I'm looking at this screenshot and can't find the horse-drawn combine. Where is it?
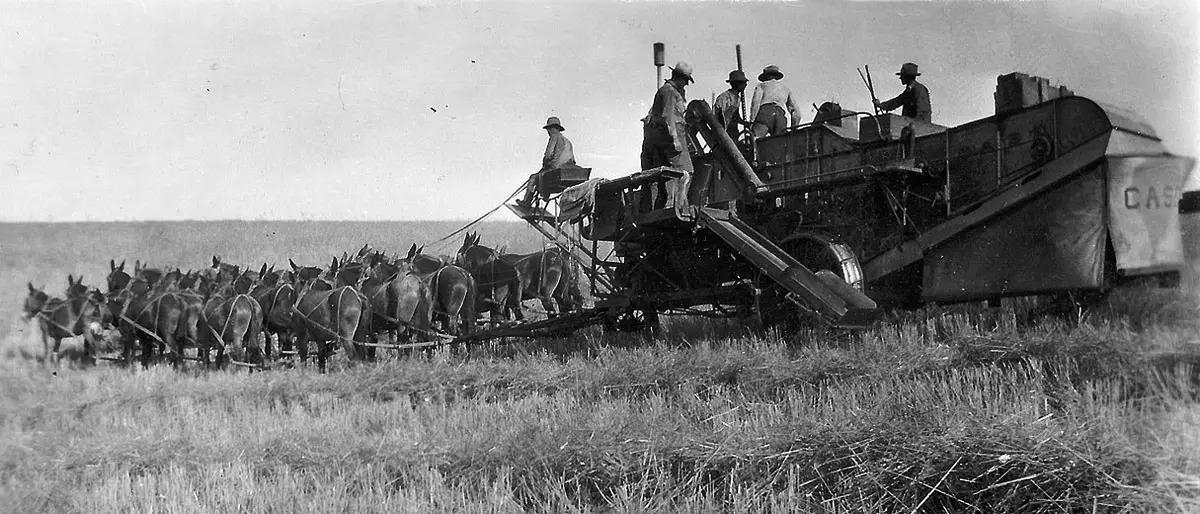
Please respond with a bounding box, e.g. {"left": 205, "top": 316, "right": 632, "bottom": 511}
{"left": 21, "top": 66, "right": 1197, "bottom": 371}
{"left": 511, "top": 70, "right": 1196, "bottom": 331}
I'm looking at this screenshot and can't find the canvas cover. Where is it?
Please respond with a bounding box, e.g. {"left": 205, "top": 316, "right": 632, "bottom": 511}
{"left": 1106, "top": 156, "right": 1188, "bottom": 273}
{"left": 923, "top": 169, "right": 1106, "bottom": 301}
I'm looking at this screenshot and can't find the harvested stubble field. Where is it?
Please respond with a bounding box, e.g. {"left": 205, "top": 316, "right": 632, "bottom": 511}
{"left": 2, "top": 221, "right": 1199, "bottom": 513}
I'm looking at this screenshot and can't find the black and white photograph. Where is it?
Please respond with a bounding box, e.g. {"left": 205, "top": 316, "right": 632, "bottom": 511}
{"left": 2, "top": 0, "right": 1198, "bottom": 511}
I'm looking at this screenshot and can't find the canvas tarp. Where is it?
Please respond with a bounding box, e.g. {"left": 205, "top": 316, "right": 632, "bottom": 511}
{"left": 1106, "top": 156, "right": 1188, "bottom": 273}
{"left": 922, "top": 168, "right": 1106, "bottom": 301}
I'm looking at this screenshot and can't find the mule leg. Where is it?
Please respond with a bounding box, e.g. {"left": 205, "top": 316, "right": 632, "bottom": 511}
{"left": 39, "top": 325, "right": 51, "bottom": 368}
{"left": 263, "top": 329, "right": 274, "bottom": 364}
{"left": 140, "top": 336, "right": 153, "bottom": 369}
{"left": 317, "top": 342, "right": 328, "bottom": 373}
{"left": 51, "top": 337, "right": 63, "bottom": 373}
{"left": 295, "top": 332, "right": 310, "bottom": 366}
{"left": 82, "top": 327, "right": 97, "bottom": 367}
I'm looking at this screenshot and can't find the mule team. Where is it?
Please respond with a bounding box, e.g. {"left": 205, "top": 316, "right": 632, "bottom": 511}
{"left": 21, "top": 232, "right": 578, "bottom": 372}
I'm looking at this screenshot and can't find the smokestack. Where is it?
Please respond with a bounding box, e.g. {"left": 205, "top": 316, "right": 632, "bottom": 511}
{"left": 653, "top": 42, "right": 665, "bottom": 87}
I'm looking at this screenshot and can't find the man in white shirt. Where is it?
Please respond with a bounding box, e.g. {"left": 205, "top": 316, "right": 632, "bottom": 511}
{"left": 749, "top": 65, "right": 800, "bottom": 137}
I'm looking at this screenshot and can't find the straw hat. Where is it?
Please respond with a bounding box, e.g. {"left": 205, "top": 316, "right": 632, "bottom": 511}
{"left": 669, "top": 61, "right": 694, "bottom": 83}
{"left": 543, "top": 116, "right": 565, "bottom": 131}
{"left": 758, "top": 65, "right": 783, "bottom": 81}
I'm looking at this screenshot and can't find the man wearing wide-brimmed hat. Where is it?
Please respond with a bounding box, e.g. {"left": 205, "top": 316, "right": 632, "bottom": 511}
{"left": 714, "top": 70, "right": 751, "bottom": 142}
{"left": 874, "top": 62, "right": 931, "bottom": 123}
{"left": 749, "top": 64, "right": 800, "bottom": 137}
{"left": 519, "top": 116, "right": 577, "bottom": 207}
{"left": 641, "top": 61, "right": 695, "bottom": 213}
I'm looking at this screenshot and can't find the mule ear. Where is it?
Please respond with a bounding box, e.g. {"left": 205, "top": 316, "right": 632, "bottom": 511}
{"left": 212, "top": 256, "right": 220, "bottom": 268}
{"left": 118, "top": 260, "right": 126, "bottom": 272}
{"left": 259, "top": 263, "right": 268, "bottom": 276}
{"left": 330, "top": 257, "right": 339, "bottom": 271}
{"left": 417, "top": 245, "right": 425, "bottom": 255}
{"left": 407, "top": 244, "right": 417, "bottom": 259}
{"left": 28, "top": 282, "right": 35, "bottom": 293}
{"left": 68, "top": 274, "right": 75, "bottom": 287}
{"left": 289, "top": 258, "right": 299, "bottom": 271}
{"left": 110, "top": 259, "right": 116, "bottom": 272}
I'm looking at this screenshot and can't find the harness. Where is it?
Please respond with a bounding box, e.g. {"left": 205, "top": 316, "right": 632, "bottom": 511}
{"left": 34, "top": 294, "right": 100, "bottom": 337}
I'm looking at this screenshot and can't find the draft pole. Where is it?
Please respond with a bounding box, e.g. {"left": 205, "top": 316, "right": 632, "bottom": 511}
{"left": 653, "top": 42, "right": 665, "bottom": 88}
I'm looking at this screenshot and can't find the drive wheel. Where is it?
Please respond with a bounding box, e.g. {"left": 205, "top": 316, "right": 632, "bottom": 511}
{"left": 603, "top": 305, "right": 660, "bottom": 333}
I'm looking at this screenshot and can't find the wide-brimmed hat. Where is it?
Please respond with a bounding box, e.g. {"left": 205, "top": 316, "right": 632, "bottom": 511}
{"left": 758, "top": 65, "right": 783, "bottom": 81}
{"left": 669, "top": 61, "right": 694, "bottom": 83}
{"left": 726, "top": 70, "right": 748, "bottom": 83}
{"left": 896, "top": 62, "right": 921, "bottom": 76}
{"left": 543, "top": 116, "right": 565, "bottom": 131}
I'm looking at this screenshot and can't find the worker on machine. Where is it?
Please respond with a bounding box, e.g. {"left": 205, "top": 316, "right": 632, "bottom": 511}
{"left": 874, "top": 62, "right": 932, "bottom": 123}
{"left": 714, "top": 70, "right": 750, "bottom": 142}
{"left": 749, "top": 65, "right": 800, "bottom": 137}
{"left": 640, "top": 61, "right": 694, "bottom": 213}
{"left": 518, "top": 116, "right": 576, "bottom": 208}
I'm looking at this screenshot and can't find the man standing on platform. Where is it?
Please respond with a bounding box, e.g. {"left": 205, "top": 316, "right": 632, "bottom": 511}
{"left": 640, "top": 61, "right": 694, "bottom": 213}
{"left": 714, "top": 70, "right": 750, "bottom": 142}
{"left": 874, "top": 62, "right": 932, "bottom": 123}
{"left": 749, "top": 65, "right": 799, "bottom": 137}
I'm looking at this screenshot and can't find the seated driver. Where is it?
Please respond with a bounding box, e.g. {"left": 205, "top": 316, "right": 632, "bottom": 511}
{"left": 519, "top": 116, "right": 576, "bottom": 207}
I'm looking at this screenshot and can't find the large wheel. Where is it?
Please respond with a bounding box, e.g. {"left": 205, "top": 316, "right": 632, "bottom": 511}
{"left": 750, "top": 234, "right": 865, "bottom": 329}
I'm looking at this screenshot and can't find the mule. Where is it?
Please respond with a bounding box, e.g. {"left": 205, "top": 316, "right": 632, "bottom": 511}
{"left": 196, "top": 275, "right": 265, "bottom": 369}
{"left": 289, "top": 273, "right": 367, "bottom": 373}
{"left": 456, "top": 232, "right": 524, "bottom": 322}
{"left": 359, "top": 254, "right": 433, "bottom": 348}
{"left": 499, "top": 248, "right": 578, "bottom": 316}
{"left": 405, "top": 245, "right": 475, "bottom": 336}
{"left": 23, "top": 281, "right": 105, "bottom": 370}
{"left": 106, "top": 281, "right": 187, "bottom": 369}
{"left": 250, "top": 265, "right": 296, "bottom": 362}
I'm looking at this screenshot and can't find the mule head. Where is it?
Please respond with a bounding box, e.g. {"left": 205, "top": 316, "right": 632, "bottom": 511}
{"left": 82, "top": 288, "right": 115, "bottom": 330}
{"left": 289, "top": 262, "right": 323, "bottom": 283}
{"left": 109, "top": 259, "right": 126, "bottom": 273}
{"left": 178, "top": 270, "right": 200, "bottom": 290}
{"left": 106, "top": 268, "right": 131, "bottom": 295}
{"left": 66, "top": 274, "right": 90, "bottom": 298}
{"left": 158, "top": 268, "right": 183, "bottom": 291}
{"left": 23, "top": 283, "right": 49, "bottom": 320}
{"left": 137, "top": 267, "right": 164, "bottom": 290}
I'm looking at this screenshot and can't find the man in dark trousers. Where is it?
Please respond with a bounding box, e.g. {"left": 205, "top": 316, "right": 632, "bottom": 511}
{"left": 519, "top": 116, "right": 576, "bottom": 207}
{"left": 640, "top": 61, "right": 694, "bottom": 213}
{"left": 874, "top": 62, "right": 932, "bottom": 123}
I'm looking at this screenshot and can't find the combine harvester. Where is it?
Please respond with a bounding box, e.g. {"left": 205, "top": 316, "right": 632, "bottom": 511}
{"left": 496, "top": 48, "right": 1195, "bottom": 335}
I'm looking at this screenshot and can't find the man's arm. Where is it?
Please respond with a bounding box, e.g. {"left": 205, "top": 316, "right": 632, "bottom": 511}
{"left": 664, "top": 89, "right": 686, "bottom": 153}
{"left": 785, "top": 87, "right": 800, "bottom": 127}
{"left": 876, "top": 88, "right": 907, "bottom": 112}
{"left": 542, "top": 137, "right": 558, "bottom": 170}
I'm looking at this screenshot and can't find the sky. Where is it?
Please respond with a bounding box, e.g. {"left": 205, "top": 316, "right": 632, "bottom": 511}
{"left": 1, "top": 0, "right": 1197, "bottom": 222}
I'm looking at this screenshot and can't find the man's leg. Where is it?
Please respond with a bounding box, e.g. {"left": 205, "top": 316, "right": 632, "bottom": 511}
{"left": 519, "top": 173, "right": 539, "bottom": 206}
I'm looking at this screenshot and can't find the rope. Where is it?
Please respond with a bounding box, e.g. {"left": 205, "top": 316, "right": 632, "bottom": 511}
{"left": 422, "top": 184, "right": 524, "bottom": 251}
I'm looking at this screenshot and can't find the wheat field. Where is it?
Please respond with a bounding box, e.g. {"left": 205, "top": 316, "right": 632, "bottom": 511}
{"left": 1, "top": 221, "right": 1198, "bottom": 513}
